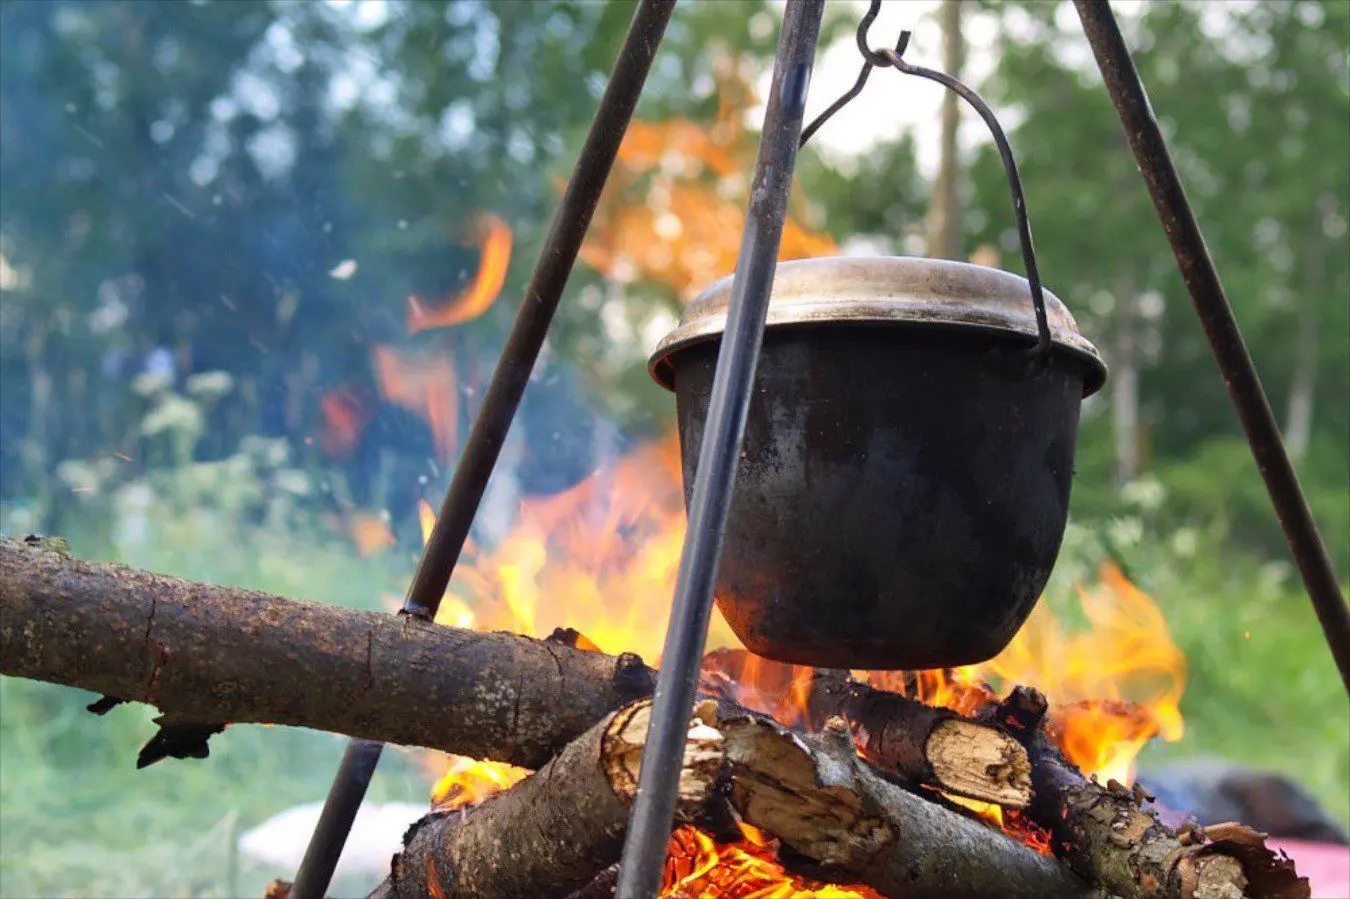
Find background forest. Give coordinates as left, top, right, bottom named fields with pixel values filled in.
left=1, top=1, right=1347, bottom=896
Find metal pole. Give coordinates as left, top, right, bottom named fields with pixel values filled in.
left=288, top=5, right=674, bottom=896
left=1074, top=0, right=1350, bottom=692
left=287, top=739, right=383, bottom=899
left=615, top=3, right=824, bottom=896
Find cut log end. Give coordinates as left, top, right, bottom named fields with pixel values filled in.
left=926, top=718, right=1032, bottom=808
left=1187, top=855, right=1249, bottom=899
left=602, top=698, right=723, bottom=817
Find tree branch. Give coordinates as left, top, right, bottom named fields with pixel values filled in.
left=0, top=537, right=654, bottom=769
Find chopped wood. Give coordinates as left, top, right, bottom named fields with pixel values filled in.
left=374, top=700, right=722, bottom=899
left=997, top=686, right=1308, bottom=899
left=719, top=713, right=1095, bottom=899
left=0, top=537, right=655, bottom=769
left=808, top=668, right=1032, bottom=808
left=375, top=701, right=1093, bottom=899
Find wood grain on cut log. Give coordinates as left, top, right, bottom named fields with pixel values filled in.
left=374, top=701, right=722, bottom=899
left=720, top=713, right=1095, bottom=899
left=0, top=538, right=654, bottom=769
left=808, top=669, right=1032, bottom=808
left=998, top=686, right=1308, bottom=899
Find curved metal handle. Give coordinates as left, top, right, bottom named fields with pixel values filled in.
left=878, top=45, right=1052, bottom=361
left=800, top=0, right=1053, bottom=363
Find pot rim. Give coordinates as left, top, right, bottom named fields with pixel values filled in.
left=648, top=256, right=1108, bottom=396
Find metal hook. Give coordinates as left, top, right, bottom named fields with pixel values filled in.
left=797, top=0, right=1053, bottom=363
left=800, top=1, right=905, bottom=148
left=856, top=0, right=895, bottom=67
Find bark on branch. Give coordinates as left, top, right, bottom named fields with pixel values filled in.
left=808, top=668, right=1032, bottom=808
left=998, top=687, right=1308, bottom=899
left=376, top=701, right=722, bottom=899
left=0, top=538, right=654, bottom=769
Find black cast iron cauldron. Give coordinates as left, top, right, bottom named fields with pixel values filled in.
left=649, top=257, right=1107, bottom=670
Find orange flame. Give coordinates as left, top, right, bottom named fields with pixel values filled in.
left=582, top=64, right=835, bottom=299
left=663, top=823, right=884, bottom=899
left=346, top=512, right=396, bottom=557
left=987, top=564, right=1186, bottom=785
left=318, top=388, right=370, bottom=459
left=861, top=564, right=1186, bottom=785
left=430, top=434, right=739, bottom=662
left=371, top=344, right=459, bottom=461
left=407, top=214, right=513, bottom=334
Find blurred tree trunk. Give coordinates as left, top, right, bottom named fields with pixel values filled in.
left=1284, top=235, right=1322, bottom=461
left=925, top=0, right=964, bottom=260
left=1111, top=272, right=1140, bottom=485
left=22, top=328, right=52, bottom=528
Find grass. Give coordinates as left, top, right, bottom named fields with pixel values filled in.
left=0, top=521, right=432, bottom=899
left=1, top=511, right=1346, bottom=897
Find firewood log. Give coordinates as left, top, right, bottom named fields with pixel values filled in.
left=701, top=649, right=1032, bottom=808
left=0, top=537, right=1020, bottom=810
left=373, top=701, right=722, bottom=899
left=807, top=668, right=1032, bottom=808
left=372, top=700, right=1095, bottom=899
left=0, top=537, right=655, bottom=770
left=997, top=686, right=1308, bottom=899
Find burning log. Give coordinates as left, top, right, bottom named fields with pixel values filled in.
left=0, top=538, right=654, bottom=770
left=702, top=650, right=1032, bottom=808
left=0, top=539, right=1309, bottom=898
left=718, top=712, right=1094, bottom=899
left=807, top=668, right=1032, bottom=808
left=373, top=701, right=723, bottom=899
left=998, top=686, right=1309, bottom=899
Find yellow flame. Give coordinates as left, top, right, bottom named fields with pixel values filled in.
left=418, top=499, right=436, bottom=546
left=663, top=823, right=884, bottom=899
left=861, top=564, right=1186, bottom=785
left=429, top=435, right=737, bottom=663
left=430, top=755, right=530, bottom=811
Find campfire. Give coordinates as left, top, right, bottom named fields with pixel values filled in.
left=369, top=433, right=1298, bottom=899
left=211, top=64, right=1316, bottom=897
left=0, top=526, right=1312, bottom=899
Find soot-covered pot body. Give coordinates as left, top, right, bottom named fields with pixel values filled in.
left=650, top=257, right=1107, bottom=670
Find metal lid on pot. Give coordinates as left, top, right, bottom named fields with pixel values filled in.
left=649, top=256, right=1107, bottom=396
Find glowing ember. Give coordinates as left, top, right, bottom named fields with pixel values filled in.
left=663, top=823, right=884, bottom=899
